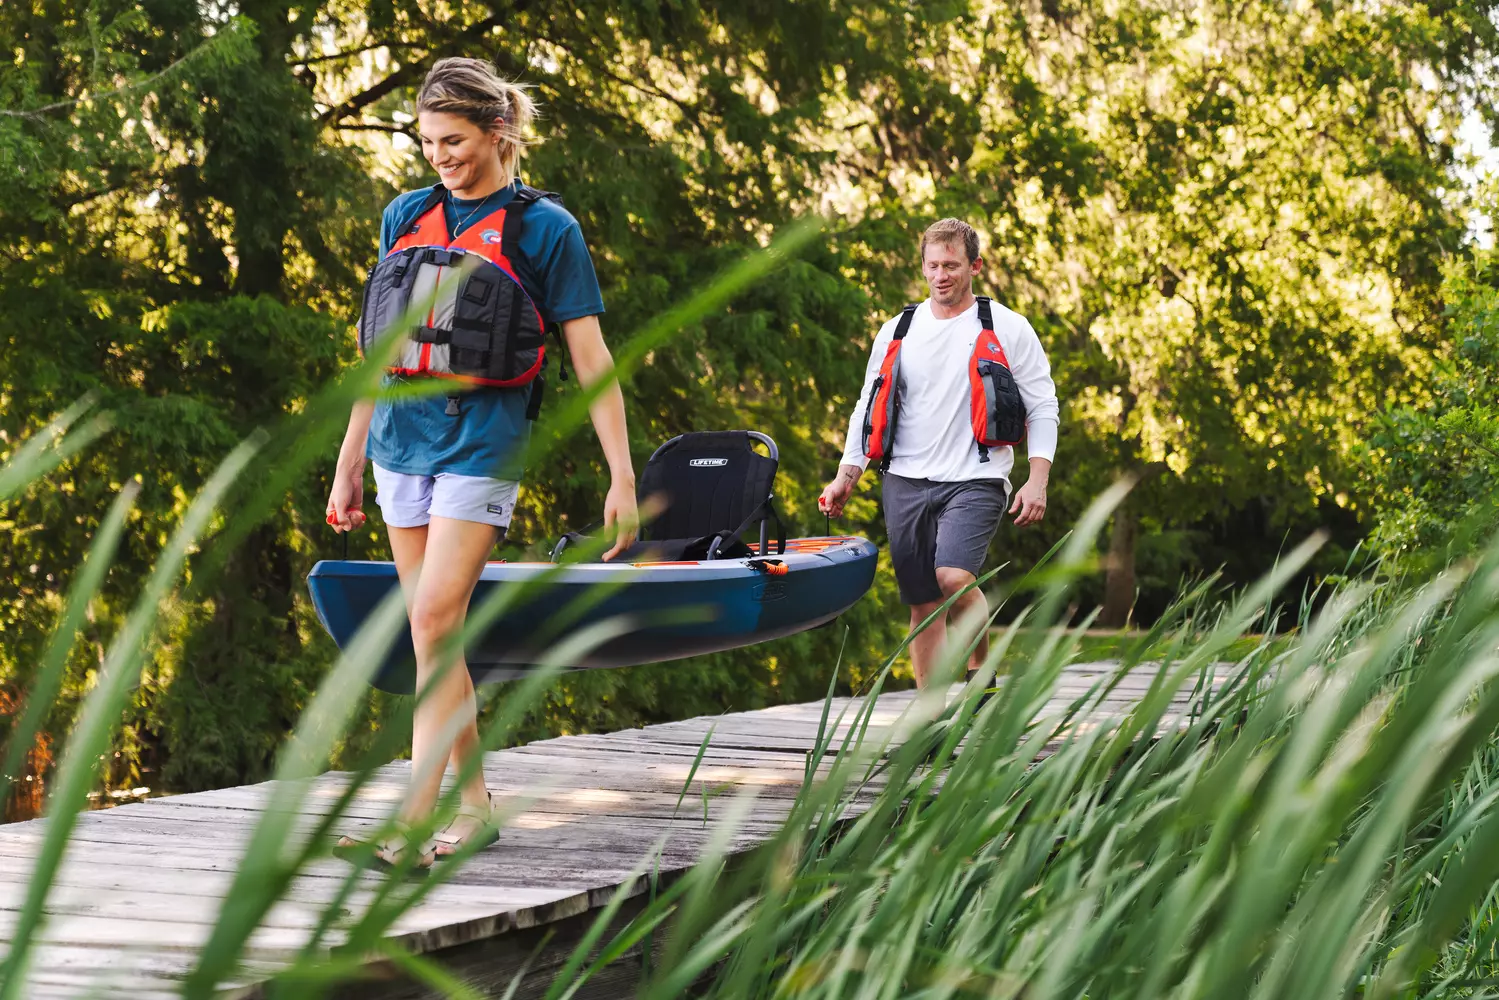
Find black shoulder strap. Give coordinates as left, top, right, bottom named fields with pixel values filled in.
left=404, top=183, right=447, bottom=234
left=976, top=295, right=994, bottom=331
left=892, top=304, right=918, bottom=341
left=505, top=183, right=568, bottom=414
left=500, top=184, right=563, bottom=250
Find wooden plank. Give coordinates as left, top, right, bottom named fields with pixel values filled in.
left=0, top=662, right=1223, bottom=998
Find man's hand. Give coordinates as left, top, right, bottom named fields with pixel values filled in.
left=818, top=464, right=864, bottom=518
left=1009, top=458, right=1051, bottom=527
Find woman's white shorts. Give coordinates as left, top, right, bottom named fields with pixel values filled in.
left=372, top=463, right=519, bottom=529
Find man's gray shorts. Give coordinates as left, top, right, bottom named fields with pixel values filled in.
left=881, top=474, right=1008, bottom=605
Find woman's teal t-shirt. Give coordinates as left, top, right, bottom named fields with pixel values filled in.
left=366, top=181, right=605, bottom=480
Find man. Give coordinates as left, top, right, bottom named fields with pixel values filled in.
left=819, top=219, right=1059, bottom=687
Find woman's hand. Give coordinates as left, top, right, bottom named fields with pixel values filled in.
left=329, top=401, right=375, bottom=533
left=601, top=477, right=638, bottom=561
left=326, top=459, right=367, bottom=533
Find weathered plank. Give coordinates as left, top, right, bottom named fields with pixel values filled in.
left=0, top=662, right=1221, bottom=997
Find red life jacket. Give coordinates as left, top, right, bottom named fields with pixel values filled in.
left=969, top=296, right=1026, bottom=460
left=860, top=304, right=916, bottom=471
left=861, top=296, right=1027, bottom=472
left=357, top=184, right=555, bottom=399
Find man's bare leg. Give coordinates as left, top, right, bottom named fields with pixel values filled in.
left=935, top=566, right=988, bottom=674
left=908, top=601, right=946, bottom=688
left=909, top=568, right=989, bottom=688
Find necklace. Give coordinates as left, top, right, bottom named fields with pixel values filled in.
left=450, top=190, right=498, bottom=238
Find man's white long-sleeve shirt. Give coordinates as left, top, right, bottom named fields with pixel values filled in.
left=839, top=298, right=1060, bottom=488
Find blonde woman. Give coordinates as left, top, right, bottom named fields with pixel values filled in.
left=327, top=58, right=637, bottom=869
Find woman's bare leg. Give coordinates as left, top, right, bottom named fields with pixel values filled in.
left=388, top=517, right=496, bottom=833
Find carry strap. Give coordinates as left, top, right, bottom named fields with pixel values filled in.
left=705, top=494, right=785, bottom=559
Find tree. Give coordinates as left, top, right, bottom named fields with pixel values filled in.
left=1364, top=248, right=1499, bottom=569
left=908, top=1, right=1499, bottom=624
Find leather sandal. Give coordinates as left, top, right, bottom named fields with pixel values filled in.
left=433, top=793, right=500, bottom=857
left=334, top=822, right=435, bottom=874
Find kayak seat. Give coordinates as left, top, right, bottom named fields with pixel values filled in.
left=552, top=430, right=786, bottom=562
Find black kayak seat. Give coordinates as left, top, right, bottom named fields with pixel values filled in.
left=552, top=430, right=786, bottom=562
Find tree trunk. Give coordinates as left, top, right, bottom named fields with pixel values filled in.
left=1100, top=502, right=1137, bottom=629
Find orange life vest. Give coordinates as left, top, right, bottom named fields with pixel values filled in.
left=860, top=304, right=915, bottom=472
left=861, top=296, right=1026, bottom=471
left=968, top=297, right=1026, bottom=459
left=357, top=184, right=554, bottom=396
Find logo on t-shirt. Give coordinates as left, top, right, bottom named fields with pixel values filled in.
left=481, top=229, right=503, bottom=245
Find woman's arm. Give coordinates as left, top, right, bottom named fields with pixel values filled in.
left=560, top=314, right=637, bottom=560
left=327, top=399, right=375, bottom=532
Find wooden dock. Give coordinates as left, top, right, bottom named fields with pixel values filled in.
left=0, top=661, right=1213, bottom=998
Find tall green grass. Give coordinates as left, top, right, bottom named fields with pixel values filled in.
left=550, top=508, right=1499, bottom=998
left=6, top=217, right=1499, bottom=997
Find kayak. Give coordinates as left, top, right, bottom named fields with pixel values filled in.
left=306, top=535, right=878, bottom=693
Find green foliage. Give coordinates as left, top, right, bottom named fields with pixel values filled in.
left=1364, top=250, right=1499, bottom=568
left=3, top=0, right=1499, bottom=796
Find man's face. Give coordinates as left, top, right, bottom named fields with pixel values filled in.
left=921, top=239, right=981, bottom=308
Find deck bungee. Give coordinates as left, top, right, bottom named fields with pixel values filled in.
left=307, top=535, right=877, bottom=694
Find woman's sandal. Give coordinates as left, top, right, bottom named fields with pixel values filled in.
left=334, top=823, right=436, bottom=875
left=433, top=792, right=500, bottom=857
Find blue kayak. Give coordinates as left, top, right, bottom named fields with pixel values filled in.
left=306, top=536, right=878, bottom=693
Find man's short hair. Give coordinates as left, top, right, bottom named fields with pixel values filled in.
left=920, top=219, right=980, bottom=264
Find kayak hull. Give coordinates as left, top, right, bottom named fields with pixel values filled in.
left=306, top=536, right=878, bottom=693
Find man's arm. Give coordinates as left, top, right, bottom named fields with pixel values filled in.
left=821, top=318, right=898, bottom=516
left=1006, top=319, right=1059, bottom=526
left=1011, top=457, right=1051, bottom=526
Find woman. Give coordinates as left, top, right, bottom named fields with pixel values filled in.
left=326, top=58, right=637, bottom=869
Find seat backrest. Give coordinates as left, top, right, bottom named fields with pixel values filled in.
left=637, top=431, right=778, bottom=542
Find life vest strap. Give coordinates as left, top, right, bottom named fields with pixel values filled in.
left=526, top=373, right=545, bottom=421
left=893, top=304, right=918, bottom=340
left=976, top=295, right=994, bottom=331
left=420, top=247, right=464, bottom=267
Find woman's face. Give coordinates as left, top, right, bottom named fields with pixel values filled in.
left=417, top=110, right=502, bottom=196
